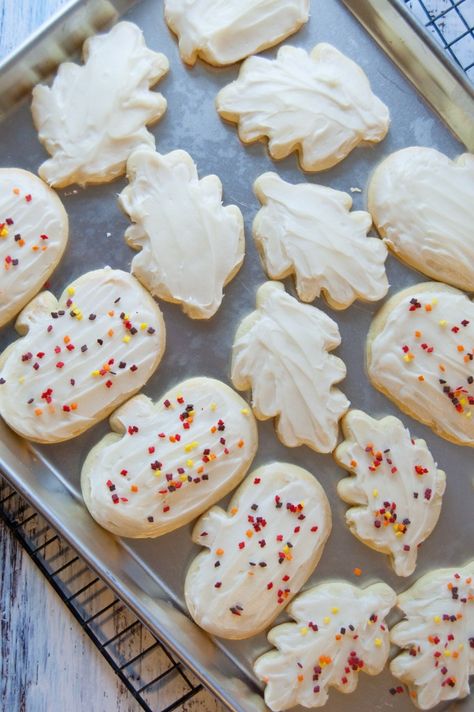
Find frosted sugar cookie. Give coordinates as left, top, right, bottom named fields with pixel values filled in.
left=217, top=43, right=389, bottom=172
left=254, top=580, right=396, bottom=710
left=231, top=281, right=349, bottom=453
left=184, top=462, right=331, bottom=639
left=0, top=268, right=165, bottom=443
left=118, top=147, right=244, bottom=319
left=368, top=148, right=474, bottom=292
left=81, top=377, right=257, bottom=538
left=253, top=172, right=388, bottom=309
left=0, top=169, right=68, bottom=328
left=335, top=410, right=446, bottom=577
left=367, top=283, right=474, bottom=446
left=164, top=0, right=309, bottom=66
left=31, top=22, right=169, bottom=187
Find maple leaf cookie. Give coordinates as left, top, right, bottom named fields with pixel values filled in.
left=184, top=462, right=331, bottom=639
left=254, top=580, right=396, bottom=710
left=0, top=268, right=165, bottom=443
left=367, top=283, right=474, bottom=446
left=231, top=281, right=349, bottom=453
left=368, top=148, right=474, bottom=292
left=253, top=172, right=388, bottom=309
left=164, top=0, right=309, bottom=66
left=118, top=147, right=244, bottom=319
left=216, top=43, right=389, bottom=172
left=0, top=169, right=68, bottom=328
left=390, top=562, right=474, bottom=709
left=335, top=410, right=446, bottom=577
left=81, top=377, right=257, bottom=538
left=31, top=22, right=169, bottom=187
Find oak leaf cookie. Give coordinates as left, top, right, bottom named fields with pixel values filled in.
left=216, top=43, right=389, bottom=172
left=0, top=267, right=165, bottom=443
left=81, top=377, right=257, bottom=538
left=335, top=410, right=446, bottom=577
left=253, top=172, right=388, bottom=309
left=184, top=462, right=331, bottom=639
left=0, top=169, right=68, bottom=328
left=231, top=281, right=349, bottom=453
left=31, top=22, right=169, bottom=187
left=118, top=146, right=244, bottom=319
left=254, top=580, right=396, bottom=710
left=367, top=282, right=474, bottom=446
left=164, top=0, right=309, bottom=66
left=390, top=562, right=474, bottom=709
left=368, top=148, right=474, bottom=292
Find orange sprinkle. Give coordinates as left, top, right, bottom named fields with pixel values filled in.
left=108, top=310, right=115, bottom=317
left=456, top=613, right=463, bottom=620
left=246, top=529, right=254, bottom=538
left=238, top=439, right=244, bottom=448
left=63, top=335, right=71, bottom=344
left=169, top=435, right=176, bottom=443
left=70, top=402, right=78, bottom=410
left=31, top=245, right=39, bottom=252
left=230, top=507, right=238, bottom=516
left=457, top=345, right=464, bottom=352
left=107, top=329, right=114, bottom=337
left=130, top=484, right=138, bottom=493
left=18, top=239, right=25, bottom=247
left=297, top=674, right=304, bottom=683
left=13, top=187, right=20, bottom=195
left=197, top=466, right=204, bottom=474
left=353, top=567, right=362, bottom=576
left=466, top=577, right=472, bottom=584
left=210, top=426, right=217, bottom=433
left=439, top=363, right=446, bottom=372
left=415, top=330, right=422, bottom=338
left=216, top=548, right=224, bottom=556
left=34, top=408, right=43, bottom=416
left=335, top=634, right=342, bottom=641
left=410, top=692, right=417, bottom=699
left=418, top=375, right=425, bottom=382
left=41, top=245, right=47, bottom=251
left=350, top=459, right=358, bottom=468
left=425, top=304, right=432, bottom=312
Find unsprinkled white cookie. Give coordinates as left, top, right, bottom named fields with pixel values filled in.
left=0, top=169, right=68, bottom=328
left=184, top=462, right=331, bottom=639
left=217, top=43, right=389, bottom=172
left=31, top=22, right=169, bottom=187
left=118, top=146, right=244, bottom=319
left=254, top=581, right=396, bottom=710
left=368, top=148, right=474, bottom=292
left=253, top=172, right=388, bottom=309
left=335, top=410, right=446, bottom=577
left=0, top=268, right=165, bottom=443
left=81, top=377, right=257, bottom=538
left=231, top=281, right=349, bottom=453
left=390, top=562, right=474, bottom=709
left=367, top=282, right=474, bottom=446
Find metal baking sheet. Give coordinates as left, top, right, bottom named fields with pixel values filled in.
left=0, top=1, right=473, bottom=710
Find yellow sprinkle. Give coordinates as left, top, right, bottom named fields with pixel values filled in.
left=154, top=470, right=162, bottom=477
left=439, top=320, right=447, bottom=327
left=466, top=412, right=472, bottom=419
left=18, top=376, right=25, bottom=384
left=67, top=287, right=75, bottom=296
left=140, top=322, right=148, bottom=330
left=432, top=298, right=438, bottom=305
left=180, top=474, right=187, bottom=482
left=91, top=370, right=100, bottom=377
left=186, top=459, right=194, bottom=468
left=444, top=650, right=451, bottom=657
left=283, top=545, right=289, bottom=554
left=123, top=335, right=131, bottom=343
left=210, top=402, right=217, bottom=412
left=403, top=353, right=414, bottom=362
left=323, top=616, right=330, bottom=625
left=0, top=227, right=8, bottom=237
left=458, top=643, right=464, bottom=651
left=300, top=627, right=308, bottom=636
left=331, top=607, right=339, bottom=614
left=184, top=441, right=199, bottom=453
left=374, top=638, right=382, bottom=648
left=433, top=616, right=441, bottom=624
left=372, top=489, right=379, bottom=497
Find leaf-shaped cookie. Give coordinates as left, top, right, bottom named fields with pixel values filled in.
left=164, top=0, right=309, bottom=66
left=0, top=267, right=165, bottom=443
left=217, top=43, right=389, bottom=172
left=118, top=147, right=244, bottom=319
left=390, top=563, right=474, bottom=709
left=81, top=377, right=257, bottom=538
left=31, top=22, right=169, bottom=188
left=0, top=168, right=68, bottom=328
left=368, top=148, right=474, bottom=292
left=253, top=172, right=388, bottom=309
left=184, top=462, right=331, bottom=639
left=254, top=581, right=396, bottom=710
left=335, top=410, right=446, bottom=577
left=231, top=281, right=349, bottom=453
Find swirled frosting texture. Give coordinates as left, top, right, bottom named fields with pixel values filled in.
left=81, top=378, right=257, bottom=538
left=164, top=0, right=309, bottom=66
left=217, top=43, right=389, bottom=171
left=253, top=172, right=388, bottom=308
left=367, top=283, right=474, bottom=446
left=0, top=267, right=165, bottom=443
left=31, top=22, right=169, bottom=187
left=369, top=148, right=474, bottom=292
left=254, top=581, right=396, bottom=710
left=185, top=463, right=331, bottom=639
left=118, top=147, right=244, bottom=319
left=0, top=169, right=68, bottom=327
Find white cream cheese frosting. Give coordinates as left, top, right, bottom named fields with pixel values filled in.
left=184, top=462, right=331, bottom=639
left=254, top=581, right=396, bottom=710
left=253, top=172, right=388, bottom=309
left=231, top=281, right=349, bottom=453
left=0, top=169, right=68, bottom=328
left=368, top=148, right=474, bottom=292
left=217, top=43, right=390, bottom=172
left=118, top=147, right=244, bottom=319
left=367, top=283, right=474, bottom=446
left=164, top=0, right=309, bottom=66
left=0, top=267, right=165, bottom=443
left=31, top=22, right=169, bottom=188
left=335, top=410, right=446, bottom=577
left=390, top=562, right=474, bottom=709
left=81, top=377, right=257, bottom=538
